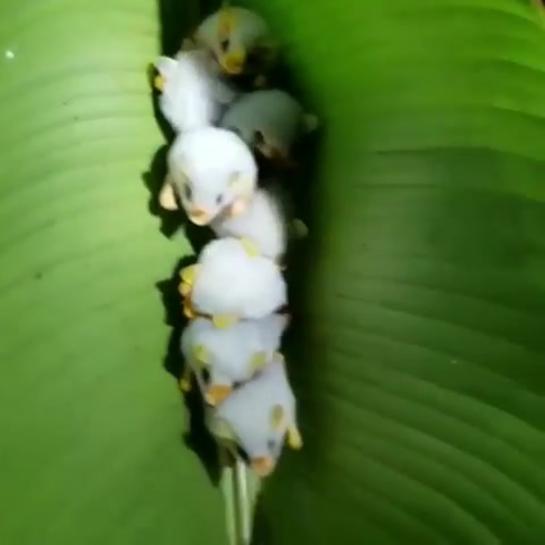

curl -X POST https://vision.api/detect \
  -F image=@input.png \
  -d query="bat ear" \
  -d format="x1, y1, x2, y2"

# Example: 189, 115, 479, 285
155, 56, 176, 77
270, 404, 285, 431
193, 344, 209, 366
159, 180, 179, 210
249, 351, 268, 372
286, 425, 303, 450
218, 6, 234, 39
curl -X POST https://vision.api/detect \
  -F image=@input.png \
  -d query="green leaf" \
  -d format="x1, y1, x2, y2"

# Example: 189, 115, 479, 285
241, 0, 545, 544
0, 1, 224, 544
1, 1, 545, 545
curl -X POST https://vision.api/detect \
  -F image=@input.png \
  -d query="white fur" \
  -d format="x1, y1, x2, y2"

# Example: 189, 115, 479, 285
181, 315, 288, 390
191, 238, 287, 319
155, 50, 236, 132
212, 358, 297, 461
211, 188, 287, 260
167, 127, 257, 223
221, 90, 315, 158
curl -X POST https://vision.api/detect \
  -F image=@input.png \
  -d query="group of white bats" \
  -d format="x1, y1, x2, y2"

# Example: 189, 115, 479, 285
152, 5, 318, 477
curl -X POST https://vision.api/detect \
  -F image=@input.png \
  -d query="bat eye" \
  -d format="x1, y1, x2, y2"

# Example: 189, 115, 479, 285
183, 184, 192, 201
220, 38, 230, 52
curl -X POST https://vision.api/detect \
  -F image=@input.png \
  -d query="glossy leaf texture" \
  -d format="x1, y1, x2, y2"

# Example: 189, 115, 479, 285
0, 1, 224, 544
241, 0, 545, 544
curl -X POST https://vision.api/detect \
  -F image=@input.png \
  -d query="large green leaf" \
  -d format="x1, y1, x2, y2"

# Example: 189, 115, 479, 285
0, 1, 223, 544
2, 0, 545, 544
242, 0, 545, 544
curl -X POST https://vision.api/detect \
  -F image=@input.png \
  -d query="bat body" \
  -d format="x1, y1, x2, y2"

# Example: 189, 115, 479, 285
211, 188, 287, 260
182, 238, 287, 323
221, 89, 318, 164
208, 357, 302, 477
181, 314, 288, 405
154, 50, 237, 132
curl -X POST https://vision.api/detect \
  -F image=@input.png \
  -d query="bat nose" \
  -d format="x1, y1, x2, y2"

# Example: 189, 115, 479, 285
251, 456, 275, 477
221, 50, 245, 74
204, 385, 233, 406
187, 206, 210, 226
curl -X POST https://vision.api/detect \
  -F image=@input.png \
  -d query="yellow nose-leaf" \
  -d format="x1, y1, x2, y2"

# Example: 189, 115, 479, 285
221, 49, 246, 75
205, 385, 233, 406
251, 457, 275, 477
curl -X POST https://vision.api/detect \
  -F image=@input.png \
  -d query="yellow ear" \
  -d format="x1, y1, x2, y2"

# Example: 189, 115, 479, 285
270, 404, 285, 431
193, 344, 209, 366
159, 180, 178, 210
240, 237, 260, 257
249, 351, 268, 371
287, 424, 303, 450
212, 314, 239, 329
178, 281, 191, 297
154, 74, 165, 92
218, 7, 235, 40
180, 264, 198, 284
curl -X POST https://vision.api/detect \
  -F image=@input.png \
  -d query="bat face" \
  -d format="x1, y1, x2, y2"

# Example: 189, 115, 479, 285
190, 238, 287, 320
196, 7, 273, 76
166, 128, 257, 225
221, 90, 308, 164
215, 8, 248, 75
